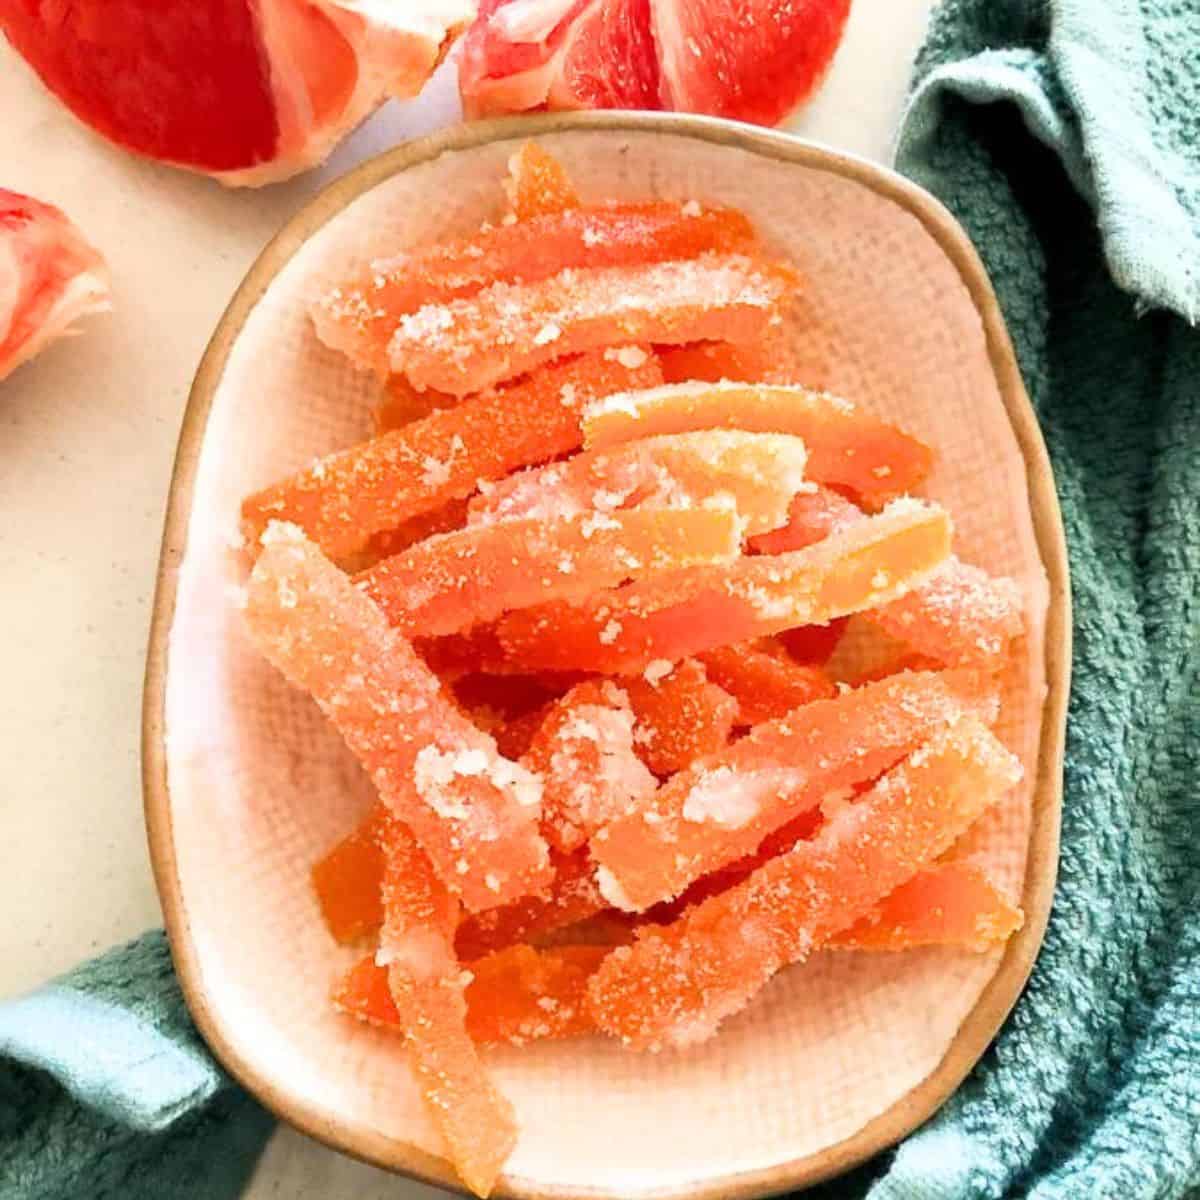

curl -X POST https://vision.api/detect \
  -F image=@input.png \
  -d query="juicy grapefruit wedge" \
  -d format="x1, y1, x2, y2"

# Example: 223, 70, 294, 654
0, 190, 110, 382
458, 0, 851, 126
0, 0, 471, 185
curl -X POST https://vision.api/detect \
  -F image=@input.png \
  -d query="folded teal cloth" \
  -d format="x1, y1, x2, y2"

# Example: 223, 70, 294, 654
3, 2, 1198, 1198
819, 1, 1200, 1197
0, 932, 272, 1199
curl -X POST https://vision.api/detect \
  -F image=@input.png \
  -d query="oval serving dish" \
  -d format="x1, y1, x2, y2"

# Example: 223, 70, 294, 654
143, 112, 1070, 1200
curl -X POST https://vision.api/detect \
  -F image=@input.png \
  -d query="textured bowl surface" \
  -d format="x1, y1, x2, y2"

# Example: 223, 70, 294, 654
144, 113, 1070, 1200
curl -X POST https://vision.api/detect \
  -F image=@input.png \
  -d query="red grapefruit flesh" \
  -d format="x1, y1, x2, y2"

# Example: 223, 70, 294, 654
0, 0, 469, 185
653, 0, 851, 125
505, 141, 580, 217
458, 0, 851, 127
0, 190, 110, 381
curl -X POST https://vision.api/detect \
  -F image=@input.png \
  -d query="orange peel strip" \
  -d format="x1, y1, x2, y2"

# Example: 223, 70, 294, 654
621, 658, 739, 776
505, 142, 580, 218
522, 680, 658, 852
357, 507, 742, 637
388, 255, 791, 396
588, 717, 1022, 1049
583, 381, 934, 504
589, 670, 995, 913
244, 523, 550, 911
830, 861, 1023, 952
698, 641, 837, 726
468, 429, 809, 537
313, 203, 755, 373
496, 498, 953, 675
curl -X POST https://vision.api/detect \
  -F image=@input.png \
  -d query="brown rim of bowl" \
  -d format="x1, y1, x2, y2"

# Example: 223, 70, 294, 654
142, 110, 1072, 1200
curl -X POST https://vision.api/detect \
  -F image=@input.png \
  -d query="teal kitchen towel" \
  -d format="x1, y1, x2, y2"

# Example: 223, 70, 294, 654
822, 0, 1200, 1197
2, 1, 1199, 1198
0, 932, 272, 1199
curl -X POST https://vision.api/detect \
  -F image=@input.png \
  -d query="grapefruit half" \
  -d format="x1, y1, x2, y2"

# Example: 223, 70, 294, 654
0, 0, 473, 185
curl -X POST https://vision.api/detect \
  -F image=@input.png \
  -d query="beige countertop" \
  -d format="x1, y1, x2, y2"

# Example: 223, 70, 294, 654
0, 1, 932, 1192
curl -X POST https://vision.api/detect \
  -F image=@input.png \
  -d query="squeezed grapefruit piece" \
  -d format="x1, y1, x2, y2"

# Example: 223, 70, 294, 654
829, 862, 1024, 952
374, 374, 459, 433
589, 670, 987, 912
244, 523, 550, 911
657, 339, 778, 385
522, 680, 658, 851
622, 658, 739, 776
497, 499, 952, 674
313, 203, 754, 372
0, 189, 111, 382
748, 485, 862, 554
241, 349, 662, 559
388, 254, 791, 395
311, 802, 387, 943
357, 507, 741, 637
466, 943, 608, 1044
588, 716, 1022, 1049
699, 641, 836, 725
455, 847, 606, 960
375, 819, 516, 1197
871, 560, 1026, 668
468, 430, 809, 537
505, 142, 579, 218
584, 381, 934, 504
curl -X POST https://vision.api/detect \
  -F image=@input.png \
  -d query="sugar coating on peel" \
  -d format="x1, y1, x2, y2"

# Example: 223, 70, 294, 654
312, 203, 755, 373
744, 488, 1027, 667
372, 820, 516, 1197
871, 559, 1026, 667
455, 846, 606, 960
243, 522, 550, 912
621, 659, 739, 776
699, 641, 837, 726
587, 717, 1023, 1050
465, 943, 608, 1045
241, 350, 662, 559
829, 861, 1024, 952
374, 374, 459, 434
504, 142, 580, 219
522, 681, 658, 852
355, 507, 742, 637
468, 430, 810, 537
311, 802, 388, 944
657, 338, 785, 386
588, 670, 990, 913
748, 485, 862, 555
582, 380, 934, 504
496, 499, 953, 675
387, 254, 791, 396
